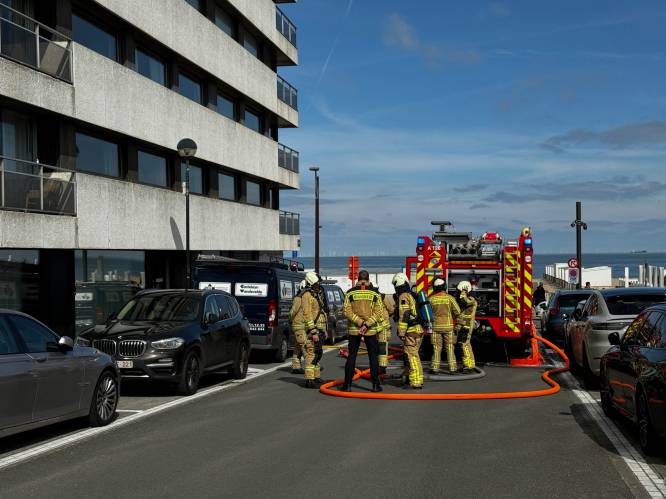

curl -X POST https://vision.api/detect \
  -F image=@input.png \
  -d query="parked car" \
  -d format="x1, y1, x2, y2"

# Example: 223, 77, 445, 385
563, 299, 589, 359
568, 287, 666, 387
75, 282, 141, 333
600, 305, 666, 454
321, 283, 349, 344
0, 310, 118, 438
79, 289, 250, 395
193, 257, 304, 361
541, 290, 593, 345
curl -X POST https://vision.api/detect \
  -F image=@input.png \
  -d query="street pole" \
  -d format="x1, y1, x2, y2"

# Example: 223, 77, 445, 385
185, 158, 190, 290
309, 166, 320, 275
571, 201, 587, 289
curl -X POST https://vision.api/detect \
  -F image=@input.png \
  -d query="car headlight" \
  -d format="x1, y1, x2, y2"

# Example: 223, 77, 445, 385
151, 337, 185, 350
75, 336, 91, 347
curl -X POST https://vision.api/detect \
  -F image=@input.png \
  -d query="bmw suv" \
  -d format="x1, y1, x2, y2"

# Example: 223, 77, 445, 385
79, 289, 250, 395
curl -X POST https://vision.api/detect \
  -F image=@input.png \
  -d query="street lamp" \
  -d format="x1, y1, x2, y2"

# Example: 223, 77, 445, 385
309, 166, 320, 275
177, 138, 197, 290
570, 201, 588, 289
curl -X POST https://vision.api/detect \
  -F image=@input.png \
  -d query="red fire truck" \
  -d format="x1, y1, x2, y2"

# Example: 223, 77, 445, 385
405, 221, 543, 366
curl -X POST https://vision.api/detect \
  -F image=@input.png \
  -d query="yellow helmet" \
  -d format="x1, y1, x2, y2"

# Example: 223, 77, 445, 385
457, 281, 472, 292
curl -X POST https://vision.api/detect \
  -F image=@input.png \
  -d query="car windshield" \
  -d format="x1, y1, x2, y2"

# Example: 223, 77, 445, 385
605, 294, 666, 316
558, 294, 591, 309
116, 294, 200, 322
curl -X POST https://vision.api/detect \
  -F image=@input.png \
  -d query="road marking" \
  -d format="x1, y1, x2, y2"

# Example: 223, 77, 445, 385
544, 350, 666, 498
115, 410, 143, 414
0, 345, 344, 471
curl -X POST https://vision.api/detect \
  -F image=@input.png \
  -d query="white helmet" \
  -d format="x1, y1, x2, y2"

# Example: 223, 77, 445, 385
305, 272, 320, 286
299, 280, 307, 290
392, 272, 409, 287
457, 280, 472, 292
433, 278, 445, 288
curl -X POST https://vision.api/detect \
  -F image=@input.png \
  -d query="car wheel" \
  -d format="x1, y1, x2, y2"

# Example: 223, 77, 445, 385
274, 335, 288, 362
582, 346, 598, 390
230, 342, 249, 380
88, 370, 118, 427
599, 370, 614, 417
637, 392, 659, 455
177, 350, 201, 396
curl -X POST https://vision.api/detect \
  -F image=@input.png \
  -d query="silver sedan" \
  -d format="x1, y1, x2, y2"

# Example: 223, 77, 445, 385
0, 310, 118, 438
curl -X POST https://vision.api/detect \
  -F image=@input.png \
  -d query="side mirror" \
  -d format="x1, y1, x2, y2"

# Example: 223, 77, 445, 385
608, 332, 620, 346
539, 302, 548, 310
205, 312, 219, 325
58, 336, 74, 351
561, 313, 568, 320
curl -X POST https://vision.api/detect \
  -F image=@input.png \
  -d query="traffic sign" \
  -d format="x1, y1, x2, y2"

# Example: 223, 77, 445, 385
568, 258, 579, 268
568, 268, 579, 284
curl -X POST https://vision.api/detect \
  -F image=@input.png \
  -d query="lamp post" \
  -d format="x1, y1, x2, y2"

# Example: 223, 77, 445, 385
570, 201, 588, 289
177, 138, 197, 290
309, 166, 320, 275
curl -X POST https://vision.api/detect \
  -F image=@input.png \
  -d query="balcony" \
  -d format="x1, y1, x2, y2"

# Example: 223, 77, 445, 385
278, 144, 299, 173
277, 75, 298, 110
0, 3, 72, 82
0, 156, 76, 215
275, 6, 297, 48
279, 210, 300, 235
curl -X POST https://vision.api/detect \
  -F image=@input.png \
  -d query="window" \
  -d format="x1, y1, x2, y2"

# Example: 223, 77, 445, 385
218, 173, 235, 200
245, 180, 261, 206
204, 296, 220, 320
138, 150, 167, 187
181, 162, 203, 194
214, 295, 232, 320
8, 315, 58, 353
243, 31, 259, 57
72, 14, 117, 61
622, 314, 647, 346
0, 319, 21, 355
179, 72, 202, 104
136, 48, 165, 86
605, 293, 666, 316
244, 108, 261, 133
659, 313, 666, 348
117, 294, 200, 322
214, 6, 235, 37
75, 132, 119, 177
642, 312, 662, 348
217, 93, 235, 120
185, 0, 201, 11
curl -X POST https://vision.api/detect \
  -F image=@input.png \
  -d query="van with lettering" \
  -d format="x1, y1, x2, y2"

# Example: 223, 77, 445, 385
193, 256, 304, 361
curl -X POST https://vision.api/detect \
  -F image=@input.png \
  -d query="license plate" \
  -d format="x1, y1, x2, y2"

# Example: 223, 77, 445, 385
116, 360, 133, 369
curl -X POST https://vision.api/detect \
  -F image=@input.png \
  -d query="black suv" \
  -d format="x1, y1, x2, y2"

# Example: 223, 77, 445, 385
79, 289, 250, 395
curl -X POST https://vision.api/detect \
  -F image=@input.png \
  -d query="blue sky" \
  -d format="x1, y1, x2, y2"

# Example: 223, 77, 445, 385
278, 1, 666, 256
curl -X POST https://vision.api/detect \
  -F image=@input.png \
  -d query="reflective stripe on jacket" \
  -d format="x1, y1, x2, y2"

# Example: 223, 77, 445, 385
398, 292, 423, 336
430, 291, 461, 333
302, 289, 328, 333
343, 281, 383, 336
457, 291, 477, 328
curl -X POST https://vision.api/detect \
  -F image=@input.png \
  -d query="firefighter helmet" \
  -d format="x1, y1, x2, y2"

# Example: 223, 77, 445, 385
305, 272, 320, 286
457, 281, 472, 292
299, 280, 307, 290
392, 273, 409, 287
433, 278, 446, 290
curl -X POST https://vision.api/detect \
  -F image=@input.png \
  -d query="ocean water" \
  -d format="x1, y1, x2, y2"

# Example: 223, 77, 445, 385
297, 253, 666, 279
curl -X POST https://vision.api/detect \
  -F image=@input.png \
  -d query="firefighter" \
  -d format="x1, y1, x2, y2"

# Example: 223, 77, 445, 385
378, 293, 395, 376
341, 270, 384, 392
301, 272, 328, 388
392, 272, 424, 389
289, 280, 307, 374
430, 278, 461, 374
456, 280, 478, 373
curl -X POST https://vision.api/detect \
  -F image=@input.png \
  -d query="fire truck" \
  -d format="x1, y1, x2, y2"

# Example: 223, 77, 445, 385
405, 221, 543, 366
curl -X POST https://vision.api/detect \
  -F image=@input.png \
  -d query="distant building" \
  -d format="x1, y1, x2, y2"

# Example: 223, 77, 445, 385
0, 0, 300, 334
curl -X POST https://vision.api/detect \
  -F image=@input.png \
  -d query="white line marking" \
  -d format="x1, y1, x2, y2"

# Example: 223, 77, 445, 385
0, 345, 343, 471
115, 410, 143, 414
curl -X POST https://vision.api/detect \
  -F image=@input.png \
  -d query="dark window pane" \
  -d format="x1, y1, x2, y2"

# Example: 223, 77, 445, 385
243, 32, 258, 57
217, 94, 235, 120
246, 180, 261, 206
138, 151, 167, 187
179, 73, 202, 104
117, 294, 200, 322
0, 319, 21, 355
136, 48, 165, 86
185, 0, 200, 11
8, 315, 57, 353
215, 7, 234, 37
181, 162, 203, 194
72, 14, 116, 61
75, 132, 119, 177
659, 313, 666, 348
606, 294, 666, 316
218, 173, 235, 200
244, 109, 261, 133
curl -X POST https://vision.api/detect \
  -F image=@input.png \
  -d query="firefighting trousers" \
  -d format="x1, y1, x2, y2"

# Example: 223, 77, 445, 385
344, 334, 380, 386
402, 332, 424, 387
302, 331, 323, 381
456, 324, 475, 369
377, 328, 390, 368
292, 331, 305, 370
430, 330, 456, 372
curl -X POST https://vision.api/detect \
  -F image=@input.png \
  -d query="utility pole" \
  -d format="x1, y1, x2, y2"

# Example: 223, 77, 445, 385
309, 166, 320, 274
177, 138, 198, 290
570, 201, 588, 289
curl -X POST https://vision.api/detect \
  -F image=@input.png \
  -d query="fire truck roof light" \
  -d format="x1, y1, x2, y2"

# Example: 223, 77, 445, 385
524, 238, 532, 246
417, 237, 425, 245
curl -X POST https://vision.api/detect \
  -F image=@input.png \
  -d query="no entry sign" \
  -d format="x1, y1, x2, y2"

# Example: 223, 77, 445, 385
568, 258, 579, 268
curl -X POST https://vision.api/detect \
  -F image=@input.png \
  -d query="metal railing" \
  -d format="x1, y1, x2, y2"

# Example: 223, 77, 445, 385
0, 156, 76, 215
277, 75, 298, 110
0, 4, 72, 82
278, 143, 299, 173
279, 210, 300, 235
275, 6, 297, 47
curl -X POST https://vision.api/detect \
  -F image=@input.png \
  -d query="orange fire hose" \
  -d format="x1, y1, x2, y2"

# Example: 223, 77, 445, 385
319, 331, 569, 400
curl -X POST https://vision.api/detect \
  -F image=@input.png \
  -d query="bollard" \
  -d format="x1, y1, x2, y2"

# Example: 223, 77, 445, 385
624, 267, 629, 288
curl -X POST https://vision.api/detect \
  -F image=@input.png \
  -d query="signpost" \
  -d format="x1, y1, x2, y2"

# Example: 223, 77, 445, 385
568, 268, 579, 285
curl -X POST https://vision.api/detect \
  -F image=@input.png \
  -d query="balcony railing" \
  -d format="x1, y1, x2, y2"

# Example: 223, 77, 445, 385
277, 75, 298, 110
0, 156, 76, 215
275, 6, 297, 47
279, 210, 300, 235
278, 144, 299, 173
0, 4, 72, 82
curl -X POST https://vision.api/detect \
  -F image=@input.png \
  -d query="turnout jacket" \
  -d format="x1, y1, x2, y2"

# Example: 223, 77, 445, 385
378, 294, 396, 332
302, 288, 328, 334
343, 280, 384, 336
397, 291, 423, 336
457, 291, 478, 328
430, 291, 461, 333
289, 291, 305, 333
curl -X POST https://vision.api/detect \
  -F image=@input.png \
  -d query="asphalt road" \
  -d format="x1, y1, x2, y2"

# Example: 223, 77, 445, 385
1, 339, 665, 499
